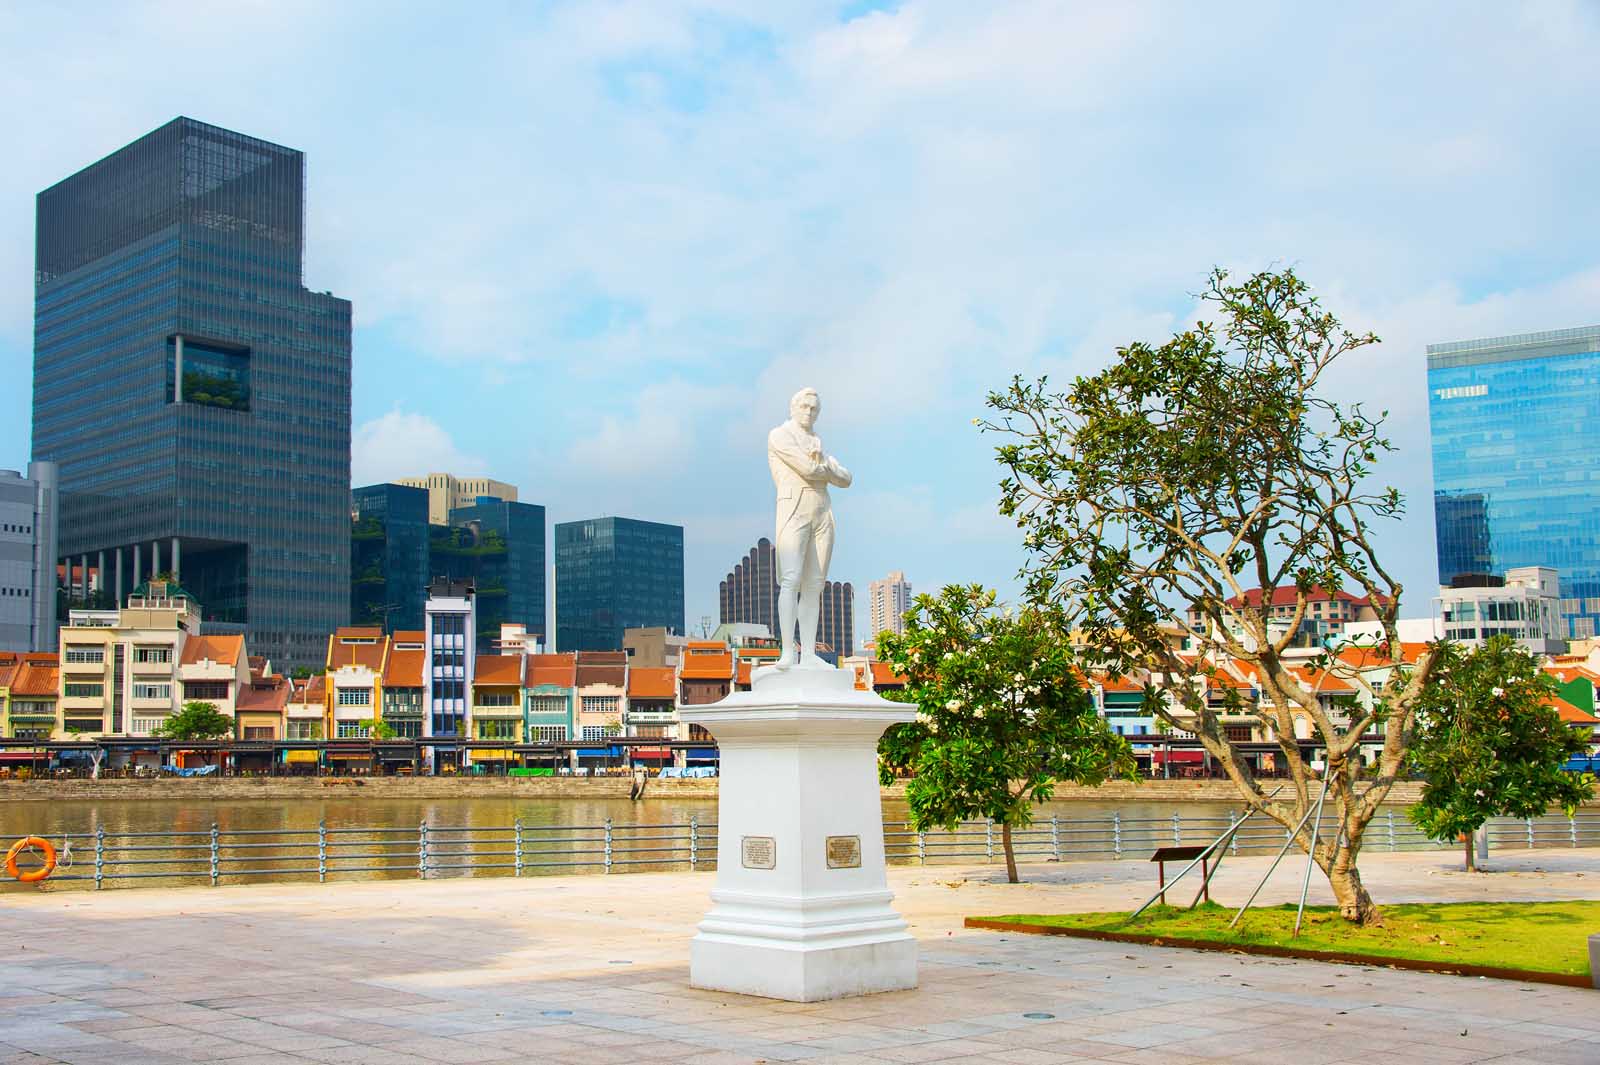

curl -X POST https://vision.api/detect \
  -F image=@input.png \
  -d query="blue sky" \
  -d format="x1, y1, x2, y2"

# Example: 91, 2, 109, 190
3, 2, 1599, 637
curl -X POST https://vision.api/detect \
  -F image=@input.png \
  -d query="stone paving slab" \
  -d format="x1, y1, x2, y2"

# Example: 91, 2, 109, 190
1, 848, 1597, 1063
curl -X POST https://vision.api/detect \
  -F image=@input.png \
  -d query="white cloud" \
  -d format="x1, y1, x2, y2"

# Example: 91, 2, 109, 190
351, 408, 488, 487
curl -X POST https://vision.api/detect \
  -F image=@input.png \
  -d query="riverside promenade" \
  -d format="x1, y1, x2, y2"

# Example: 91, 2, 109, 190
3, 849, 1597, 1064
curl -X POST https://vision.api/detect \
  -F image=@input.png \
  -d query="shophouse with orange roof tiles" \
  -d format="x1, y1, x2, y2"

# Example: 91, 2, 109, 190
179, 634, 248, 718
234, 667, 290, 742
524, 652, 577, 744
2, 652, 56, 740
381, 631, 426, 740
469, 654, 525, 767
575, 651, 626, 752
325, 627, 390, 740
626, 666, 678, 768
55, 579, 202, 738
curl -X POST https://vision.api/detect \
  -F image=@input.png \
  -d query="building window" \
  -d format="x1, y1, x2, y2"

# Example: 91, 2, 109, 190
581, 725, 615, 741
184, 681, 230, 701
64, 646, 104, 664
528, 695, 567, 717
580, 696, 619, 717
335, 721, 371, 738
387, 718, 422, 739
478, 719, 516, 740
337, 688, 372, 706
476, 692, 517, 707
243, 726, 274, 740
131, 717, 166, 734
132, 683, 171, 700
63, 717, 102, 733
286, 720, 322, 740
529, 725, 567, 743
134, 646, 173, 664
64, 682, 105, 698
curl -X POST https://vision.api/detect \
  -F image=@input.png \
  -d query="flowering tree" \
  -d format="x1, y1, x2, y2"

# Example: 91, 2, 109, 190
983, 268, 1442, 923
1409, 636, 1594, 871
877, 585, 1134, 883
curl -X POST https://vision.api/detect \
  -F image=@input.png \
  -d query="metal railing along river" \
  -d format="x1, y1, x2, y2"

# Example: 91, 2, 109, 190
8, 808, 1598, 891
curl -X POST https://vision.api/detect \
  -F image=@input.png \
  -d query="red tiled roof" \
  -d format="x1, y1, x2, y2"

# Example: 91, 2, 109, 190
736, 661, 753, 686
1334, 642, 1431, 670
681, 642, 734, 680
1095, 672, 1144, 694
291, 675, 326, 704
1289, 666, 1357, 693
474, 655, 523, 686
383, 648, 425, 688
1544, 693, 1599, 726
181, 634, 244, 667
575, 650, 626, 688
1545, 665, 1600, 686
0, 651, 22, 688
527, 653, 577, 688
326, 630, 389, 671
1220, 587, 1389, 610
12, 654, 59, 697
628, 666, 676, 700
870, 661, 906, 688
393, 630, 425, 644
236, 675, 289, 713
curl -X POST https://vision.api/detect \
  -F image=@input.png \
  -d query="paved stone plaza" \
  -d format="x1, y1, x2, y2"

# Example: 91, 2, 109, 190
3, 848, 1597, 1064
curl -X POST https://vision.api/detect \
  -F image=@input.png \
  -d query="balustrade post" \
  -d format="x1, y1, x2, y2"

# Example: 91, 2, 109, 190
1387, 809, 1396, 851
94, 824, 104, 890
1051, 815, 1061, 862
317, 820, 327, 883
917, 828, 926, 865
985, 819, 994, 863
604, 817, 613, 873
514, 818, 524, 876
1526, 817, 1535, 849
688, 815, 698, 871
1228, 810, 1238, 856
1112, 810, 1122, 859
1571, 814, 1579, 848
1172, 812, 1182, 846
418, 822, 429, 879
209, 823, 219, 886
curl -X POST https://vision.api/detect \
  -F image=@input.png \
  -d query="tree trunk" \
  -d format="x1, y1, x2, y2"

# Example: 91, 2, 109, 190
1001, 822, 1019, 884
1464, 832, 1476, 873
1324, 848, 1380, 925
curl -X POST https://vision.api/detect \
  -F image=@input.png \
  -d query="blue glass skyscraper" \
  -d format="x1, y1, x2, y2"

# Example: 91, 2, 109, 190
554, 517, 684, 651
1428, 326, 1600, 638
33, 118, 352, 669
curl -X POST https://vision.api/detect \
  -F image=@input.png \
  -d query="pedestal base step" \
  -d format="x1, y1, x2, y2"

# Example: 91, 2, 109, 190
690, 933, 918, 1002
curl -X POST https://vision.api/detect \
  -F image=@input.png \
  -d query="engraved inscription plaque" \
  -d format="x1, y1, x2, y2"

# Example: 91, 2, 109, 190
741, 836, 777, 870
825, 835, 862, 869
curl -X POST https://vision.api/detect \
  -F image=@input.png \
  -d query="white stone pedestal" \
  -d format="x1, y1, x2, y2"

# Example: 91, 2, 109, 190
680, 665, 919, 1001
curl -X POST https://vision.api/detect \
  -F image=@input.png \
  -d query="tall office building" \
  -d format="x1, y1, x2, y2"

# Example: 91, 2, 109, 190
33, 118, 352, 669
0, 462, 58, 653
351, 483, 431, 633
867, 570, 912, 642
440, 498, 546, 652
1428, 325, 1600, 638
554, 517, 683, 651
397, 472, 517, 525
718, 537, 853, 662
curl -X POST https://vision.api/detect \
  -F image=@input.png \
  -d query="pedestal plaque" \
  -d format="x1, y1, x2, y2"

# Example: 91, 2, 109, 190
680, 666, 919, 1001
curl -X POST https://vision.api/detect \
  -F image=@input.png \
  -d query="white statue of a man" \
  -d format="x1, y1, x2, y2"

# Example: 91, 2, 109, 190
768, 387, 852, 668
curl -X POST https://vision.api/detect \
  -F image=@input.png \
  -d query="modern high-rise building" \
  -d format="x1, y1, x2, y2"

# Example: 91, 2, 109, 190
397, 473, 518, 526
867, 570, 912, 643
423, 578, 475, 757
1428, 325, 1600, 639
351, 483, 431, 633
718, 537, 854, 662
554, 517, 684, 652
0, 462, 58, 653
440, 498, 546, 652
32, 118, 352, 669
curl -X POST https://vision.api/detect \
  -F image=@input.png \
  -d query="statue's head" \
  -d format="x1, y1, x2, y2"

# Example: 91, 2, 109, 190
790, 387, 820, 431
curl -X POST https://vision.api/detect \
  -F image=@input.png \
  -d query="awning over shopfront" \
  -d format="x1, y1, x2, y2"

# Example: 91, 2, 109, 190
471, 749, 514, 760
284, 750, 320, 764
0, 751, 47, 763
685, 747, 718, 761
630, 748, 672, 760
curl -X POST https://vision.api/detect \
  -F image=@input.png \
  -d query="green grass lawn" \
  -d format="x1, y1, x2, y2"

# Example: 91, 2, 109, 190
987, 901, 1598, 977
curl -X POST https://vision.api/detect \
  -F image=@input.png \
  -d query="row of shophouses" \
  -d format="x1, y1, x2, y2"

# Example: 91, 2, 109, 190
3, 580, 1595, 774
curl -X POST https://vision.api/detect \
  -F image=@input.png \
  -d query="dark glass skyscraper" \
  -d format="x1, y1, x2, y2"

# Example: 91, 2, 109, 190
1428, 326, 1600, 639
33, 118, 352, 669
554, 517, 683, 652
719, 536, 854, 661
441, 498, 547, 652
351, 483, 430, 633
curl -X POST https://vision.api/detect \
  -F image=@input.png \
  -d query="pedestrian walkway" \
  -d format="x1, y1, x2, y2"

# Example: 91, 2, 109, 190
2, 848, 1597, 1063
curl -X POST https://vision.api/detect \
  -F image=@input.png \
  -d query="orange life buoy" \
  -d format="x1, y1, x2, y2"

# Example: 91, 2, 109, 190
5, 836, 56, 883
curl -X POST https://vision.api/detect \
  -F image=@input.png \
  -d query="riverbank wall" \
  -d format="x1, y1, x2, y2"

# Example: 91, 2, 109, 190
0, 776, 1429, 805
